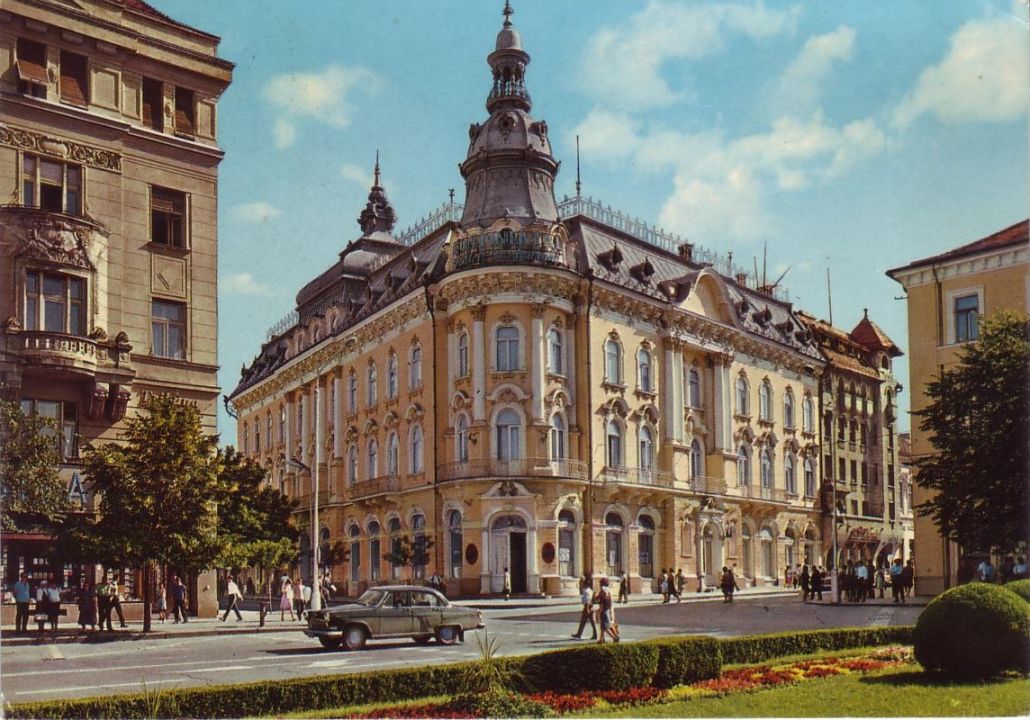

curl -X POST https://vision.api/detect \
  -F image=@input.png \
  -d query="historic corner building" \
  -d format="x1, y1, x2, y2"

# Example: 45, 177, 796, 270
230, 7, 905, 597
888, 219, 1029, 595
0, 0, 232, 614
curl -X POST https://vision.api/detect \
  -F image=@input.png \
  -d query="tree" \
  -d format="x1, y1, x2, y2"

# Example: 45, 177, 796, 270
382, 534, 435, 580
78, 395, 221, 632
0, 400, 66, 532
915, 311, 1029, 554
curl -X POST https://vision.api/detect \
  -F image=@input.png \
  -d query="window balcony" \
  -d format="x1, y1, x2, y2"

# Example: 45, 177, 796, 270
600, 465, 673, 488
437, 458, 588, 482
737, 483, 788, 503
680, 474, 722, 494
349, 474, 400, 500
12, 330, 98, 372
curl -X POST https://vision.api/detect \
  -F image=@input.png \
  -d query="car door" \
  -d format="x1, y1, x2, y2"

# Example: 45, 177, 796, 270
411, 590, 439, 635
378, 591, 414, 636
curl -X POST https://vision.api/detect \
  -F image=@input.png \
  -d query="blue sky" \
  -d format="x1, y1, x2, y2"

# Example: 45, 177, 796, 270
151, 0, 1029, 440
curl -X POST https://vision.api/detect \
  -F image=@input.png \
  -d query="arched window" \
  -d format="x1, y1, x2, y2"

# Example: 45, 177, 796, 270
367, 438, 379, 479
637, 348, 653, 392
254, 418, 261, 453
690, 439, 703, 480
496, 325, 519, 371
605, 513, 624, 576
759, 527, 774, 578
604, 338, 621, 384
279, 406, 286, 443
739, 524, 752, 579
802, 395, 814, 432
387, 354, 399, 399
759, 380, 772, 421
410, 424, 424, 473
347, 444, 358, 485
386, 432, 399, 476
495, 409, 521, 461
348, 372, 358, 413
823, 410, 833, 440
409, 344, 422, 390
242, 422, 249, 454
783, 389, 795, 428
760, 448, 773, 488
548, 327, 563, 375
688, 367, 701, 408
266, 413, 272, 449
349, 525, 361, 583
558, 510, 576, 577
412, 514, 427, 580
638, 515, 655, 579
457, 332, 470, 377
368, 521, 381, 582
785, 453, 797, 494
849, 420, 857, 443
737, 444, 751, 485
784, 527, 796, 568
456, 414, 469, 463
550, 414, 566, 461
448, 510, 463, 579
639, 425, 654, 475
804, 528, 817, 565
736, 376, 749, 415
367, 364, 378, 406
388, 517, 402, 579
606, 420, 623, 468
804, 458, 816, 497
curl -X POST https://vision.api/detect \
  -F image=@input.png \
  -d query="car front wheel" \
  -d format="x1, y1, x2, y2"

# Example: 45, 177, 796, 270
436, 625, 459, 645
343, 625, 368, 651
318, 636, 342, 650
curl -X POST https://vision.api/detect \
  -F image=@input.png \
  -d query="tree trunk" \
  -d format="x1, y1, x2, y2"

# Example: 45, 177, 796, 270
142, 561, 153, 633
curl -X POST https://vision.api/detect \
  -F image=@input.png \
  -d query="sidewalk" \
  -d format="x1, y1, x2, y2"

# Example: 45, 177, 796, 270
806, 594, 930, 607
0, 586, 799, 646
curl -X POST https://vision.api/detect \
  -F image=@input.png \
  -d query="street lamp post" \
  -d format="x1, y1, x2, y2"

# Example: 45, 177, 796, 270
288, 380, 323, 613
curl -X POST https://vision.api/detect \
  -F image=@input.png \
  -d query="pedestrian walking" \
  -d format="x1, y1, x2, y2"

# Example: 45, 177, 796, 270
221, 574, 244, 621
292, 577, 307, 619
810, 566, 824, 601
571, 576, 597, 640
596, 578, 619, 644
674, 568, 685, 603
13, 572, 31, 633
156, 581, 168, 623
502, 567, 511, 600
171, 575, 189, 622
95, 576, 113, 630
110, 574, 128, 627
902, 560, 915, 599
659, 569, 670, 603
77, 579, 97, 631
720, 566, 739, 603
889, 558, 904, 602
280, 577, 295, 621
875, 564, 886, 599
617, 571, 629, 604
799, 565, 811, 601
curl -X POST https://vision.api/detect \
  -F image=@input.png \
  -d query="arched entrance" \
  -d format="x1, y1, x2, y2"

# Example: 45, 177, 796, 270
701, 523, 723, 587
490, 514, 527, 594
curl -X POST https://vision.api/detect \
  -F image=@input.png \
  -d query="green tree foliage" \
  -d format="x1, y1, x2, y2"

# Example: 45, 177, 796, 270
0, 400, 66, 532
382, 534, 435, 579
915, 311, 1030, 553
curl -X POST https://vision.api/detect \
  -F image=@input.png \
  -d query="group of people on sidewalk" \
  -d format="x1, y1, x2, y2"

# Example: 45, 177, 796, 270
976, 556, 1028, 584
784, 559, 916, 603
277, 573, 335, 621
571, 575, 620, 643
10, 572, 151, 633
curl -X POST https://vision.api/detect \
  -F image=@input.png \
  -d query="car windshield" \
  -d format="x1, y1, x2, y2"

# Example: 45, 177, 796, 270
356, 589, 388, 607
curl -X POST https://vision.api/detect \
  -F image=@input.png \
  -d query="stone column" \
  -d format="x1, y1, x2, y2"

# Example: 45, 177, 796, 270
301, 386, 311, 464
527, 524, 539, 593
447, 321, 456, 399
472, 305, 486, 422
712, 356, 733, 452
671, 347, 684, 443
531, 304, 546, 422
284, 394, 294, 462
663, 343, 676, 443
480, 526, 491, 594
565, 324, 576, 407
332, 373, 343, 458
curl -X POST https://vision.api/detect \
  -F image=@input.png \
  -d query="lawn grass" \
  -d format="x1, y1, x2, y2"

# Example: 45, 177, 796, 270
580, 665, 1030, 718
270, 694, 451, 719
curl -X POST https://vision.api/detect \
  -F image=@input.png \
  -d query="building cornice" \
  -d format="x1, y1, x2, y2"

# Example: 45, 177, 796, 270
887, 244, 1028, 289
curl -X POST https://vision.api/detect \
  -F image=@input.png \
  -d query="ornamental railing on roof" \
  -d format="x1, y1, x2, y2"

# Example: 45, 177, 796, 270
396, 201, 464, 247
266, 309, 298, 341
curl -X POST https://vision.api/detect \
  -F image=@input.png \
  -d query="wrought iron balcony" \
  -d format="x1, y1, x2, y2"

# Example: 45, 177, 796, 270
437, 457, 588, 482
600, 465, 673, 488
349, 474, 400, 500
736, 483, 789, 503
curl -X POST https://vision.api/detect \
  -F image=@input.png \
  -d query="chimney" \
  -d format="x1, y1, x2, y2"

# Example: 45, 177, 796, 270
677, 242, 694, 262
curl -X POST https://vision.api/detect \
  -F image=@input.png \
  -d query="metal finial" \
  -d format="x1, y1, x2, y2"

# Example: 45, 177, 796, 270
575, 134, 582, 197
503, 0, 513, 27
449, 188, 455, 205
373, 149, 381, 187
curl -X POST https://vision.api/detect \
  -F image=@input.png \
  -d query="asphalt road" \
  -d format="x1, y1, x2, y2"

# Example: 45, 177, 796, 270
0, 596, 921, 704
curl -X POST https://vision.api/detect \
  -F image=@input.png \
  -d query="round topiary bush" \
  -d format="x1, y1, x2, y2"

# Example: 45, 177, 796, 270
914, 582, 1030, 679
1005, 578, 1030, 604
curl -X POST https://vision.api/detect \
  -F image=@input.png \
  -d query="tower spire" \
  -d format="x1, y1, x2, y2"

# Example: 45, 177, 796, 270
357, 153, 396, 236
503, 0, 513, 27
373, 149, 381, 188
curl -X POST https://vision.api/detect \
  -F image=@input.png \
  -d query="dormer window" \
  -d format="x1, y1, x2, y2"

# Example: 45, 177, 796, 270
629, 260, 655, 285
598, 244, 623, 272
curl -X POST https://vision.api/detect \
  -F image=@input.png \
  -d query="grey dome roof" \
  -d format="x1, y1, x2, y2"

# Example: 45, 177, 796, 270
496, 25, 522, 51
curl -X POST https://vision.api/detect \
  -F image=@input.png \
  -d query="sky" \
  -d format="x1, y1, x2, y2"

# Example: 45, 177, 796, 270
149, 0, 1029, 442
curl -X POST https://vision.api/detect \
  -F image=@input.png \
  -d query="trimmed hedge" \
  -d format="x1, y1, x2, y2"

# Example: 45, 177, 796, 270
720, 626, 914, 665
6, 627, 911, 719
1006, 578, 1030, 603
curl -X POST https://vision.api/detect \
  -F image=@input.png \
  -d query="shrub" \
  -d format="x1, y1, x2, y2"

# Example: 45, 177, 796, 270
1005, 578, 1030, 604
720, 626, 914, 665
517, 643, 660, 693
914, 582, 1030, 680
647, 636, 722, 688
445, 687, 554, 718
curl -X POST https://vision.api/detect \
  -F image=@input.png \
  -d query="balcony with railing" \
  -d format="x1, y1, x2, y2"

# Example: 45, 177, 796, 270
13, 331, 99, 372
349, 474, 400, 500
678, 474, 725, 494
600, 465, 673, 488
437, 457, 588, 482
735, 483, 789, 503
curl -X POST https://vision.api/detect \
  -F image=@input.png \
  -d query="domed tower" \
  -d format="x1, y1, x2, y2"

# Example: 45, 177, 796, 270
459, 2, 560, 231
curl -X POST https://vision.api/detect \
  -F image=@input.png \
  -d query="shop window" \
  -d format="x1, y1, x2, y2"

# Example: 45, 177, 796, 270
59, 50, 88, 106
349, 525, 361, 583
638, 515, 655, 579
25, 270, 86, 335
150, 187, 187, 248
605, 513, 624, 577
151, 300, 186, 359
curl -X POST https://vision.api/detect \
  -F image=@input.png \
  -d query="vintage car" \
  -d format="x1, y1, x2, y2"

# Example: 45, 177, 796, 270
303, 585, 484, 650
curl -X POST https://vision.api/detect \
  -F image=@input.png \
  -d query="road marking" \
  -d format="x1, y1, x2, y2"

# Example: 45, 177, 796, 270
44, 644, 65, 662
306, 659, 351, 668
180, 665, 254, 673
14, 679, 181, 696
870, 607, 893, 626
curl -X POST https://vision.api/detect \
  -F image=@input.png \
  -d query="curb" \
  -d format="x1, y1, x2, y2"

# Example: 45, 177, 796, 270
0, 623, 300, 646
465, 589, 797, 611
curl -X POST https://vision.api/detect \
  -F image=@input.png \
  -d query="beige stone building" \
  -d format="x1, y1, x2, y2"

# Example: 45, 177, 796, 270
229, 8, 856, 598
888, 219, 1029, 594
0, 0, 232, 614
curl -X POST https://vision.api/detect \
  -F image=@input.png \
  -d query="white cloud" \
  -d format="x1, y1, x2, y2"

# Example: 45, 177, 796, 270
231, 202, 282, 223
774, 26, 855, 116
893, 11, 1029, 127
580, 1, 799, 109
571, 109, 642, 163
273, 119, 296, 150
264, 65, 382, 129
340, 163, 373, 188
223, 272, 276, 297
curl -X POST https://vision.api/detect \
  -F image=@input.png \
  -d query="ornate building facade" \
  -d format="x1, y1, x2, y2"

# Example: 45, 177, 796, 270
228, 7, 895, 597
0, 0, 232, 613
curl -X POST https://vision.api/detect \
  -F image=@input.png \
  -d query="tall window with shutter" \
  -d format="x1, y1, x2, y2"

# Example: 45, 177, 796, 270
16, 38, 48, 98
174, 87, 195, 136
142, 77, 163, 130
59, 51, 88, 106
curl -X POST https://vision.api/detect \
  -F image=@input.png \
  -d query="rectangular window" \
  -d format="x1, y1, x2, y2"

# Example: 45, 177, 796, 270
24, 270, 86, 334
150, 187, 187, 248
174, 86, 195, 136
954, 294, 979, 343
151, 300, 186, 359
850, 459, 858, 485
22, 155, 82, 215
838, 457, 846, 483
21, 398, 78, 459
142, 77, 164, 131
59, 50, 88, 106
16, 38, 48, 98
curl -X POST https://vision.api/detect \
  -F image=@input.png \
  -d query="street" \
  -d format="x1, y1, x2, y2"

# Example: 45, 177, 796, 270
0, 596, 921, 704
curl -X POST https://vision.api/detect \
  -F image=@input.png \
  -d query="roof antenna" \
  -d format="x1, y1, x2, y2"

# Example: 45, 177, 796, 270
373, 149, 381, 187
575, 134, 582, 197
826, 265, 834, 326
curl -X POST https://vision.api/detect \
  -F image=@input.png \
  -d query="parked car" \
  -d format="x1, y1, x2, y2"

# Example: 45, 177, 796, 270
304, 585, 484, 650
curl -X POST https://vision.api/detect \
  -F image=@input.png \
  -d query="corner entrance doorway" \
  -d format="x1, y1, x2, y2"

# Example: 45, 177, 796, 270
490, 514, 528, 594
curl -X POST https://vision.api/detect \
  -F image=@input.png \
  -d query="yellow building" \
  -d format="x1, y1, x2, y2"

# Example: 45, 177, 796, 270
0, 0, 232, 614
232, 7, 839, 597
888, 219, 1029, 594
